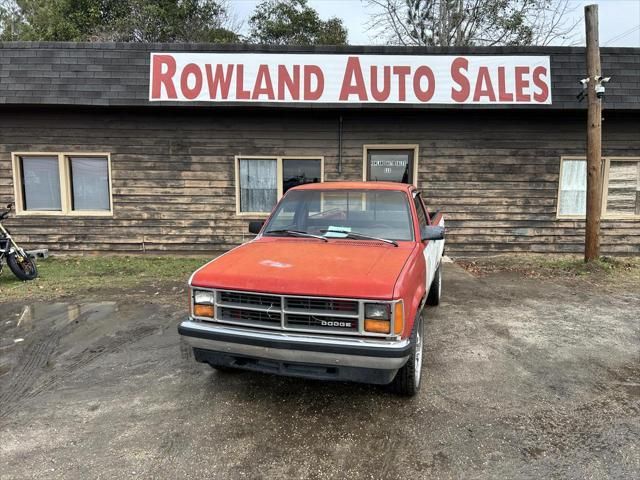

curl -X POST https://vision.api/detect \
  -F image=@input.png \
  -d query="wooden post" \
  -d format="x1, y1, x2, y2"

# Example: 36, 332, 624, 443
584, 4, 602, 262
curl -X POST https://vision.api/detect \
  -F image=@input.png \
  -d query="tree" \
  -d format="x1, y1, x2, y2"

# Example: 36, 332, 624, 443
366, 0, 580, 46
249, 0, 348, 45
0, 0, 24, 40
0, 0, 240, 42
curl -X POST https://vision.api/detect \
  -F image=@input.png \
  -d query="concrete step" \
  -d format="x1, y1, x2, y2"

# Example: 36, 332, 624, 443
26, 249, 49, 259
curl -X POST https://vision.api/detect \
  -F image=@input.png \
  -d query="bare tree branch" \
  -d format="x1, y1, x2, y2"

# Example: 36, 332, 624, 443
365, 0, 580, 47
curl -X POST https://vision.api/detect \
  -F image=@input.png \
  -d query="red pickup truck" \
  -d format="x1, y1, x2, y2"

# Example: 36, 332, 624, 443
179, 182, 445, 395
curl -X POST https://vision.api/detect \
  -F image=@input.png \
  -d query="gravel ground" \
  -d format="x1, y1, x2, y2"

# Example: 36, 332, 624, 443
1, 264, 638, 479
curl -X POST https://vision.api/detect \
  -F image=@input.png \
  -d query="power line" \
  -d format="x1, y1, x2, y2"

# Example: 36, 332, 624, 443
603, 24, 640, 46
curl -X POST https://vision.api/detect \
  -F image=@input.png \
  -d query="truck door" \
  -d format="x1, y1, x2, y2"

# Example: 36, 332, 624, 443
413, 191, 436, 291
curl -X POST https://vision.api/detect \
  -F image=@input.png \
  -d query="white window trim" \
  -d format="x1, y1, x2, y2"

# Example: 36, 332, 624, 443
362, 144, 419, 187
602, 156, 640, 220
235, 155, 324, 217
11, 152, 113, 217
557, 156, 640, 220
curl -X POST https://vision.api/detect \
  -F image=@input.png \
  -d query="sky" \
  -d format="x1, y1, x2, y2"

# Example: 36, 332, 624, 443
230, 0, 640, 47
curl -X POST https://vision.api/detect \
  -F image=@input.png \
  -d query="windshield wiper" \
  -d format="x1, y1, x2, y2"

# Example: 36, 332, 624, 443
320, 229, 398, 247
265, 229, 328, 242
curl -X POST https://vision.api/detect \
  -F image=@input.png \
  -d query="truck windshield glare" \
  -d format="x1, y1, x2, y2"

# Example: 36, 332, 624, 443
264, 190, 414, 241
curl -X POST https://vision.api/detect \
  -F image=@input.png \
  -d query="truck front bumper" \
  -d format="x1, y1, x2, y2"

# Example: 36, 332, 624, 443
178, 320, 412, 385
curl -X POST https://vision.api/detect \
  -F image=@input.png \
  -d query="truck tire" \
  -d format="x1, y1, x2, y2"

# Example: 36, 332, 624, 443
389, 313, 424, 396
426, 263, 441, 306
7, 253, 38, 281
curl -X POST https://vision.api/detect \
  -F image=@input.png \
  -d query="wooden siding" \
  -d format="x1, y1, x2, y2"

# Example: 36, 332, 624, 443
0, 107, 638, 256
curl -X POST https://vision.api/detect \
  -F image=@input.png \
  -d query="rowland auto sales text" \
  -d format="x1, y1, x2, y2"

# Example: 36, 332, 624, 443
150, 53, 551, 105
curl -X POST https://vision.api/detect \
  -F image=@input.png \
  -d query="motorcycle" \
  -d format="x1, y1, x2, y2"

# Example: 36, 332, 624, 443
0, 203, 38, 281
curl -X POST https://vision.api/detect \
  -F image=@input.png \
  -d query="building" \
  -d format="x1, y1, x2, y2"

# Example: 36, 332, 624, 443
0, 42, 639, 256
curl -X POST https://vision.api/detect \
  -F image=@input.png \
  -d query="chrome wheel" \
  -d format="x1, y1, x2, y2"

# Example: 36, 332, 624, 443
414, 319, 423, 386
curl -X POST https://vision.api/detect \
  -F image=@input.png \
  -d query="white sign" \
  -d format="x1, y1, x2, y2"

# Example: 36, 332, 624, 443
149, 53, 551, 105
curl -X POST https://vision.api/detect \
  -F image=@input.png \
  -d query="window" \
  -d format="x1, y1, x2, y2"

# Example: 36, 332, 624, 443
20, 156, 62, 211
235, 156, 323, 215
363, 145, 418, 185
557, 158, 587, 217
557, 156, 640, 219
12, 153, 112, 216
413, 193, 428, 227
283, 159, 322, 193
604, 158, 640, 217
70, 157, 111, 211
263, 189, 414, 241
238, 158, 277, 214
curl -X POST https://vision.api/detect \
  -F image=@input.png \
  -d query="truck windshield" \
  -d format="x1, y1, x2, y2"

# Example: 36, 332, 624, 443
264, 189, 414, 241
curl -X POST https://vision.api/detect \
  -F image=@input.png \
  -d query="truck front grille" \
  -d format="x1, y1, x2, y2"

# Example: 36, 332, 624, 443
285, 298, 358, 314
285, 313, 359, 333
219, 291, 281, 309
218, 307, 281, 325
197, 289, 365, 336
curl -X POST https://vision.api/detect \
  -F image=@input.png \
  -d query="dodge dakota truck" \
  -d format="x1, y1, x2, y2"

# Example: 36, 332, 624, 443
179, 182, 445, 395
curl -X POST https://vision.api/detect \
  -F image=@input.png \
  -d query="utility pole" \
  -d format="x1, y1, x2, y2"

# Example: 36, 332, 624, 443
584, 4, 602, 262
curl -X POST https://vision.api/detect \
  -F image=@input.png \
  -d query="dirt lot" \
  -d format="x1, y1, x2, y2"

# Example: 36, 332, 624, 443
1, 260, 638, 479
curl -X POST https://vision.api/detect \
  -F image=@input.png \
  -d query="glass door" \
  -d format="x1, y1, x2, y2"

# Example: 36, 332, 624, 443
366, 149, 414, 184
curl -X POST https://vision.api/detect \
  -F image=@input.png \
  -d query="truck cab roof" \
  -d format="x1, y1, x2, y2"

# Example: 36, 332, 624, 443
290, 181, 416, 193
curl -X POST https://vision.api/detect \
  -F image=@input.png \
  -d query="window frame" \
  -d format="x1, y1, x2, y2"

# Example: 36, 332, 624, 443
11, 152, 113, 217
362, 144, 419, 186
412, 191, 430, 230
234, 155, 324, 217
556, 155, 640, 220
602, 156, 640, 219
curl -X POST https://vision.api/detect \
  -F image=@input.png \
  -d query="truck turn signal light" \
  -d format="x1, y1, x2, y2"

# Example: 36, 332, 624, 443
364, 319, 390, 334
394, 302, 404, 335
194, 304, 214, 318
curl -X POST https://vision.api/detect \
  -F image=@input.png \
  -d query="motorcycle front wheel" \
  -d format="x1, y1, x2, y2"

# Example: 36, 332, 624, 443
7, 252, 38, 281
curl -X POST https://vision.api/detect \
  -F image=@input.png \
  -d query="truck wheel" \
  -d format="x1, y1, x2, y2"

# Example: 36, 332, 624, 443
389, 313, 424, 396
426, 263, 441, 306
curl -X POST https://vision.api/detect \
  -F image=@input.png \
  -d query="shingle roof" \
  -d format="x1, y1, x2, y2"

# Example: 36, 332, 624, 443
0, 42, 638, 110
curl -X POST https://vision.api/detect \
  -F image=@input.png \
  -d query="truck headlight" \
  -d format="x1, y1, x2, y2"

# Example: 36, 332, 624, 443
193, 289, 215, 318
194, 290, 214, 304
364, 303, 390, 320
364, 303, 391, 334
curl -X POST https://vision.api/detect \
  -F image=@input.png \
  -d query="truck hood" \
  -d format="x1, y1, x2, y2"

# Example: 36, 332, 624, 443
191, 238, 416, 300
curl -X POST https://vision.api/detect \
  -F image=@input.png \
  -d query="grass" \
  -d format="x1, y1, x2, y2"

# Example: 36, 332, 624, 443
2, 253, 639, 302
0, 255, 213, 301
533, 256, 638, 275
457, 254, 640, 284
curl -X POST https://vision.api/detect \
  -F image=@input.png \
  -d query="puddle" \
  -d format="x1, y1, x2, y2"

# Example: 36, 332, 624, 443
619, 382, 640, 397
4, 302, 118, 328
0, 300, 162, 419
1, 302, 119, 373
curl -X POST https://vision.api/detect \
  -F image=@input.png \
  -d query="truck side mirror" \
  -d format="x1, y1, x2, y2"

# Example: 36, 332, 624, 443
421, 225, 445, 241
248, 221, 264, 234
